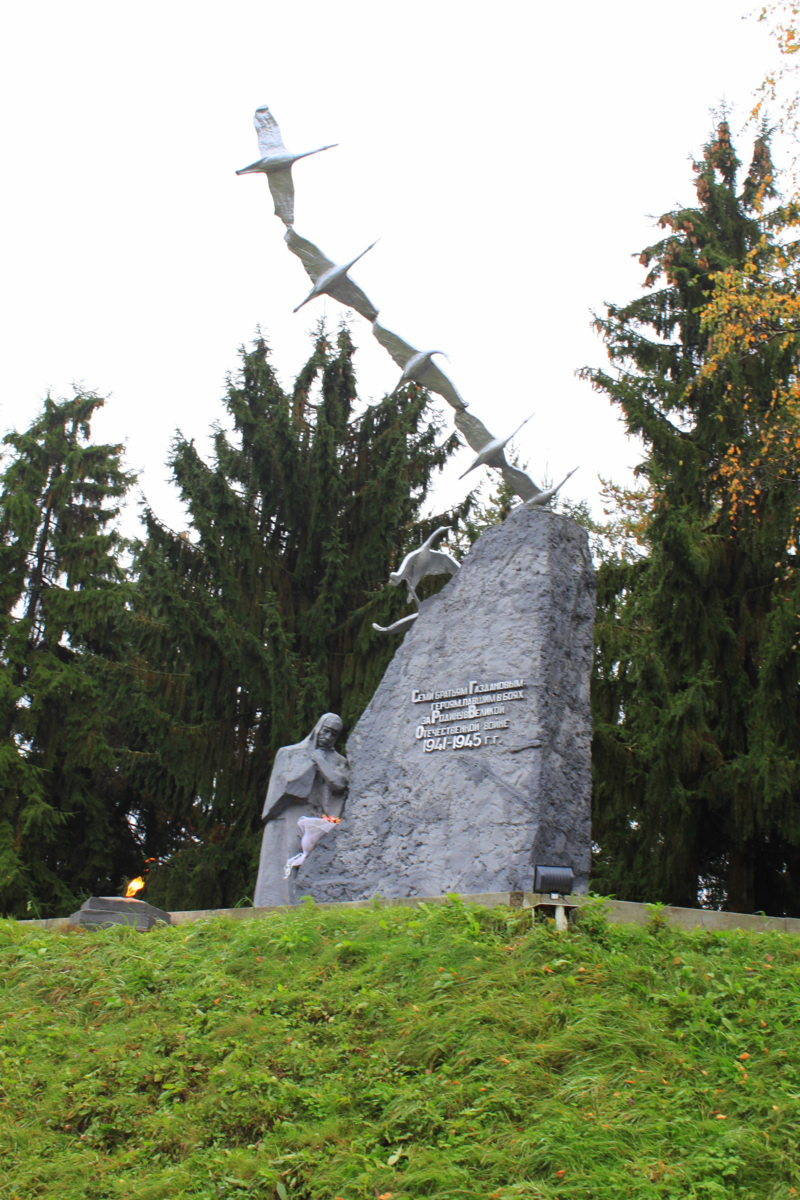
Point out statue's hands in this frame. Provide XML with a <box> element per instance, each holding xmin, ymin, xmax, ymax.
<box><xmin>310</xmin><ymin>747</ymin><xmax>349</xmax><ymax>791</ymax></box>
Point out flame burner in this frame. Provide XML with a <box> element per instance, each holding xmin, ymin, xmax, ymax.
<box><xmin>68</xmin><ymin>896</ymin><xmax>170</xmax><ymax>932</ymax></box>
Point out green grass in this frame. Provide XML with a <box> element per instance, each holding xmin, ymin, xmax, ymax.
<box><xmin>1</xmin><ymin>897</ymin><xmax>800</xmax><ymax>1199</ymax></box>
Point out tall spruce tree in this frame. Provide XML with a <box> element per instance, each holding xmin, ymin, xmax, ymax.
<box><xmin>126</xmin><ymin>326</ymin><xmax>467</xmax><ymax>911</ymax></box>
<box><xmin>586</xmin><ymin>121</ymin><xmax>800</xmax><ymax>914</ymax></box>
<box><xmin>0</xmin><ymin>392</ymin><xmax>141</xmax><ymax>917</ymax></box>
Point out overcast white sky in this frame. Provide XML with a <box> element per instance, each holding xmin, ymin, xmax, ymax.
<box><xmin>0</xmin><ymin>0</ymin><xmax>782</xmax><ymax>533</ymax></box>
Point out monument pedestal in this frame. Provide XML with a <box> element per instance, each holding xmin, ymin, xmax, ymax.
<box><xmin>299</xmin><ymin>506</ymin><xmax>595</xmax><ymax>901</ymax></box>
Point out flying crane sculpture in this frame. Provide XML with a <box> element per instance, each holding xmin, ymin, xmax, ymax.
<box><xmin>236</xmin><ymin>104</ymin><xmax>336</xmax><ymax>227</ymax></box>
<box><xmin>389</xmin><ymin>527</ymin><xmax>460</xmax><ymax>605</ymax></box>
<box><xmin>452</xmin><ymin>410</ymin><xmax>543</xmax><ymax>503</ymax></box>
<box><xmin>285</xmin><ymin>228</ymin><xmax>380</xmax><ymax>321</ymax></box>
<box><xmin>372</xmin><ymin>321</ymin><xmax>467</xmax><ymax>412</ymax></box>
<box><xmin>458</xmin><ymin>413</ymin><xmax>534</xmax><ymax>481</ymax></box>
<box><xmin>372</xmin><ymin>527</ymin><xmax>459</xmax><ymax>636</ymax></box>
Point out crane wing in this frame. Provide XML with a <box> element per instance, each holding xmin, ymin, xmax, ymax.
<box><xmin>372</xmin><ymin>321</ymin><xmax>415</xmax><ymax>369</ymax></box>
<box><xmin>416</xmin><ymin>360</ymin><xmax>466</xmax><ymax>411</ymax></box>
<box><xmin>268</xmin><ymin>168</ymin><xmax>294</xmax><ymax>226</ymax></box>
<box><xmin>454</xmin><ymin>410</ymin><xmax>494</xmax><ymax>452</ymax></box>
<box><xmin>327</xmin><ymin>277</ymin><xmax>379</xmax><ymax>322</ymax></box>
<box><xmin>499</xmin><ymin>461</ymin><xmax>541</xmax><ymax>502</ymax></box>
<box><xmin>284</xmin><ymin>227</ymin><xmax>334</xmax><ymax>283</ymax></box>
<box><xmin>373</xmin><ymin>613</ymin><xmax>419</xmax><ymax>636</ymax></box>
<box><xmin>424</xmin><ymin>549</ymin><xmax>460</xmax><ymax>577</ymax></box>
<box><xmin>254</xmin><ymin>105</ymin><xmax>286</xmax><ymax>156</ymax></box>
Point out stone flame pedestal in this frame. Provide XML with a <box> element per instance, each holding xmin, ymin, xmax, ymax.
<box><xmin>69</xmin><ymin>896</ymin><xmax>170</xmax><ymax>931</ymax></box>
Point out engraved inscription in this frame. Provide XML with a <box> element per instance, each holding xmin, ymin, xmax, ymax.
<box><xmin>410</xmin><ymin>678</ymin><xmax>526</xmax><ymax>754</ymax></box>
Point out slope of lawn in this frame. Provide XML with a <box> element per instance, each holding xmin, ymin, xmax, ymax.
<box><xmin>1</xmin><ymin>897</ymin><xmax>799</xmax><ymax>1199</ymax></box>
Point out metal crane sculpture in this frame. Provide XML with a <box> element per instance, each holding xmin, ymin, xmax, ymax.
<box><xmin>389</xmin><ymin>527</ymin><xmax>459</xmax><ymax>605</ymax></box>
<box><xmin>458</xmin><ymin>413</ymin><xmax>534</xmax><ymax>481</ymax></box>
<box><xmin>235</xmin><ymin>104</ymin><xmax>336</xmax><ymax>227</ymax></box>
<box><xmin>372</xmin><ymin>528</ymin><xmax>459</xmax><ymax>635</ymax></box>
<box><xmin>372</xmin><ymin>320</ymin><xmax>467</xmax><ymax>412</ymax></box>
<box><xmin>452</xmin><ymin>410</ymin><xmax>543</xmax><ymax>504</ymax></box>
<box><xmin>285</xmin><ymin>228</ymin><xmax>379</xmax><ymax>321</ymax></box>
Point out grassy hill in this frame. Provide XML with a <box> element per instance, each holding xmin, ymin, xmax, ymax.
<box><xmin>1</xmin><ymin>897</ymin><xmax>799</xmax><ymax>1199</ymax></box>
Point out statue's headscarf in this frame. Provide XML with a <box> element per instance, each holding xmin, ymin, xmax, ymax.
<box><xmin>262</xmin><ymin>713</ymin><xmax>346</xmax><ymax>820</ymax></box>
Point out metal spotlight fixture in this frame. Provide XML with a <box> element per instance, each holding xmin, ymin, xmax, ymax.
<box><xmin>534</xmin><ymin>865</ymin><xmax>575</xmax><ymax>896</ymax></box>
<box><xmin>533</xmin><ymin>864</ymin><xmax>576</xmax><ymax>931</ymax></box>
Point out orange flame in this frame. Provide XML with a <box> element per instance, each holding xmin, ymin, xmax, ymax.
<box><xmin>322</xmin><ymin>814</ymin><xmax>341</xmax><ymax>824</ymax></box>
<box><xmin>125</xmin><ymin>876</ymin><xmax>145</xmax><ymax>898</ymax></box>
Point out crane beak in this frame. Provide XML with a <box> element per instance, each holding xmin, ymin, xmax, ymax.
<box><xmin>295</xmin><ymin>143</ymin><xmax>339</xmax><ymax>160</ymax></box>
<box><xmin>293</xmin><ymin>291</ymin><xmax>314</xmax><ymax>314</ymax></box>
<box><xmin>345</xmin><ymin>240</ymin><xmax>380</xmax><ymax>272</ymax></box>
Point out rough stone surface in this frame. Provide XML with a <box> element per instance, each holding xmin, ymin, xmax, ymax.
<box><xmin>69</xmin><ymin>896</ymin><xmax>171</xmax><ymax>931</ymax></box>
<box><xmin>299</xmin><ymin>506</ymin><xmax>595</xmax><ymax>900</ymax></box>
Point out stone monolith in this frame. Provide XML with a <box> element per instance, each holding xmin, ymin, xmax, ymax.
<box><xmin>299</xmin><ymin>505</ymin><xmax>595</xmax><ymax>900</ymax></box>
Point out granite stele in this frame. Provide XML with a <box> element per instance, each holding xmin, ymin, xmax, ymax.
<box><xmin>297</xmin><ymin>505</ymin><xmax>596</xmax><ymax>901</ymax></box>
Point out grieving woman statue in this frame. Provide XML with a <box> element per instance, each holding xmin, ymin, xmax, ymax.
<box><xmin>253</xmin><ymin>713</ymin><xmax>349</xmax><ymax>907</ymax></box>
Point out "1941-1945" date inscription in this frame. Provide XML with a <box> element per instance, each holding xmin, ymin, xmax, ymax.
<box><xmin>422</xmin><ymin>731</ymin><xmax>505</xmax><ymax>753</ymax></box>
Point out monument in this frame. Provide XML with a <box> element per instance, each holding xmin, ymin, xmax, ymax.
<box><xmin>239</xmin><ymin>104</ymin><xmax>594</xmax><ymax>903</ymax></box>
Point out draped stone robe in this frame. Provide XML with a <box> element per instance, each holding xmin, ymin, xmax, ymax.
<box><xmin>253</xmin><ymin>714</ymin><xmax>348</xmax><ymax>907</ymax></box>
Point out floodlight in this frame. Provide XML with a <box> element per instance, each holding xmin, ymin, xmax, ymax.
<box><xmin>533</xmin><ymin>865</ymin><xmax>575</xmax><ymax>896</ymax></box>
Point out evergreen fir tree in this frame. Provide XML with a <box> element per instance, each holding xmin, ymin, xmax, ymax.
<box><xmin>126</xmin><ymin>325</ymin><xmax>468</xmax><ymax>911</ymax></box>
<box><xmin>586</xmin><ymin>121</ymin><xmax>800</xmax><ymax>914</ymax></box>
<box><xmin>0</xmin><ymin>392</ymin><xmax>141</xmax><ymax>916</ymax></box>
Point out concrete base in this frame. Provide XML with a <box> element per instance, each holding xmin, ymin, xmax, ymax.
<box><xmin>20</xmin><ymin>893</ymin><xmax>800</xmax><ymax>937</ymax></box>
<box><xmin>144</xmin><ymin>894</ymin><xmax>800</xmax><ymax>936</ymax></box>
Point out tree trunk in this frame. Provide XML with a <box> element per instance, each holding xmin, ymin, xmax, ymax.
<box><xmin>727</xmin><ymin>844</ymin><xmax>754</xmax><ymax>913</ymax></box>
